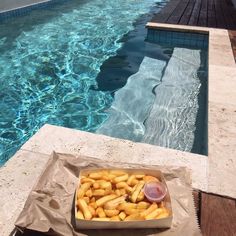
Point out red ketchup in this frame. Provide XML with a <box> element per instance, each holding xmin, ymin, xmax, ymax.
<box><xmin>143</xmin><ymin>181</ymin><xmax>167</xmax><ymax>203</ymax></box>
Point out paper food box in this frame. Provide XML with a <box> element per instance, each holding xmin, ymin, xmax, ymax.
<box><xmin>74</xmin><ymin>168</ymin><xmax>173</xmax><ymax>229</ymax></box>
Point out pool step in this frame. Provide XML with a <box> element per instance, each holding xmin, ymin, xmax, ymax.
<box><xmin>142</xmin><ymin>48</ymin><xmax>201</xmax><ymax>152</ymax></box>
<box><xmin>96</xmin><ymin>56</ymin><xmax>166</xmax><ymax>141</ymax></box>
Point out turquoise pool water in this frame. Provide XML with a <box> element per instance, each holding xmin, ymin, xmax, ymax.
<box><xmin>0</xmin><ymin>0</ymin><xmax>167</xmax><ymax>164</ymax></box>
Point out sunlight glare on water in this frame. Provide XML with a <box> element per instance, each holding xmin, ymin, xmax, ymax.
<box><xmin>0</xmin><ymin>0</ymin><xmax>165</xmax><ymax>164</ymax></box>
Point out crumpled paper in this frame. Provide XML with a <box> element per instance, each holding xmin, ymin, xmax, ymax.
<box><xmin>15</xmin><ymin>152</ymin><xmax>201</xmax><ymax>236</ymax></box>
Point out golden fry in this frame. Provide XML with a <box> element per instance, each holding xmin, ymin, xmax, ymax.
<box><xmin>80</xmin><ymin>177</ymin><xmax>95</xmax><ymax>184</ymax></box>
<box><xmin>99</xmin><ymin>181</ymin><xmax>112</xmax><ymax>189</ymax></box>
<box><xmin>113</xmin><ymin>174</ymin><xmax>129</xmax><ymax>183</ymax></box>
<box><xmin>81</xmin><ymin>182</ymin><xmax>92</xmax><ymax>191</ymax></box>
<box><xmin>116</xmin><ymin>182</ymin><xmax>132</xmax><ymax>193</ymax></box>
<box><xmin>104</xmin><ymin>209</ymin><xmax>120</xmax><ymax>217</ymax></box>
<box><xmin>77</xmin><ymin>188</ymin><xmax>85</xmax><ymax>198</ymax></box>
<box><xmin>88</xmin><ymin>205</ymin><xmax>96</xmax><ymax>217</ymax></box>
<box><xmin>137</xmin><ymin>201</ymin><xmax>150</xmax><ymax>209</ymax></box>
<box><xmin>104</xmin><ymin>188</ymin><xmax>112</xmax><ymax>195</ymax></box>
<box><xmin>96</xmin><ymin>194</ymin><xmax>118</xmax><ymax>207</ymax></box>
<box><xmin>143</xmin><ymin>175</ymin><xmax>160</xmax><ymax>183</ymax></box>
<box><xmin>117</xmin><ymin>202</ymin><xmax>137</xmax><ymax>211</ymax></box>
<box><xmin>115</xmin><ymin>189</ymin><xmax>121</xmax><ymax>196</ymax></box>
<box><xmin>96</xmin><ymin>207</ymin><xmax>106</xmax><ymax>218</ymax></box>
<box><xmin>124</xmin><ymin>208</ymin><xmax>143</xmax><ymax>215</ymax></box>
<box><xmin>127</xmin><ymin>175</ymin><xmax>136</xmax><ymax>185</ymax></box>
<box><xmin>93</xmin><ymin>182</ymin><xmax>100</xmax><ymax>189</ymax></box>
<box><xmin>136</xmin><ymin>191</ymin><xmax>144</xmax><ymax>202</ymax></box>
<box><xmin>89</xmin><ymin>202</ymin><xmax>97</xmax><ymax>210</ymax></box>
<box><xmin>156</xmin><ymin>211</ymin><xmax>169</xmax><ymax>219</ymax></box>
<box><xmin>145</xmin><ymin>208</ymin><xmax>164</xmax><ymax>220</ymax></box>
<box><xmin>77</xmin><ymin>182</ymin><xmax>92</xmax><ymax>198</ymax></box>
<box><xmin>135</xmin><ymin>174</ymin><xmax>145</xmax><ymax>179</ymax></box>
<box><xmin>104</xmin><ymin>195</ymin><xmax>127</xmax><ymax>210</ymax></box>
<box><xmin>119</xmin><ymin>211</ymin><xmax>126</xmax><ymax>221</ymax></box>
<box><xmin>89</xmin><ymin>172</ymin><xmax>103</xmax><ymax>180</ymax></box>
<box><xmin>119</xmin><ymin>188</ymin><xmax>127</xmax><ymax>195</ymax></box>
<box><xmin>83</xmin><ymin>197</ymin><xmax>90</xmax><ymax>204</ymax></box>
<box><xmin>93</xmin><ymin>189</ymin><xmax>105</xmax><ymax>196</ymax></box>
<box><xmin>90</xmin><ymin>197</ymin><xmax>96</xmax><ymax>203</ymax></box>
<box><xmin>110</xmin><ymin>215</ymin><xmax>120</xmax><ymax>221</ymax></box>
<box><xmin>76</xmin><ymin>210</ymin><xmax>84</xmax><ymax>220</ymax></box>
<box><xmin>124</xmin><ymin>213</ymin><xmax>144</xmax><ymax>221</ymax></box>
<box><xmin>130</xmin><ymin>179</ymin><xmax>139</xmax><ymax>187</ymax></box>
<box><xmin>131</xmin><ymin>181</ymin><xmax>145</xmax><ymax>203</ymax></box>
<box><xmin>140</xmin><ymin>203</ymin><xmax>158</xmax><ymax>217</ymax></box>
<box><xmin>85</xmin><ymin>189</ymin><xmax>93</xmax><ymax>198</ymax></box>
<box><xmin>77</xmin><ymin>199</ymin><xmax>92</xmax><ymax>220</ymax></box>
<box><xmin>116</xmin><ymin>182</ymin><xmax>128</xmax><ymax>189</ymax></box>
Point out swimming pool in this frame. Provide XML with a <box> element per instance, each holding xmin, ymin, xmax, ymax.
<box><xmin>0</xmin><ymin>0</ymin><xmax>168</xmax><ymax>164</ymax></box>
<box><xmin>0</xmin><ymin>0</ymin><xmax>208</xmax><ymax>165</ymax></box>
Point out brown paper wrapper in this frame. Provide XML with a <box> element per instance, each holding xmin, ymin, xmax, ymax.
<box><xmin>15</xmin><ymin>152</ymin><xmax>201</xmax><ymax>236</ymax></box>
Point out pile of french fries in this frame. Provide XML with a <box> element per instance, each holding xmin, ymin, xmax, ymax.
<box><xmin>76</xmin><ymin>170</ymin><xmax>170</xmax><ymax>221</ymax></box>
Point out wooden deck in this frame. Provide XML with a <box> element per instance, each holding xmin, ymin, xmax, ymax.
<box><xmin>151</xmin><ymin>0</ymin><xmax>236</xmax><ymax>235</ymax></box>
<box><xmin>193</xmin><ymin>191</ymin><xmax>236</xmax><ymax>236</ymax></box>
<box><xmin>152</xmin><ymin>0</ymin><xmax>236</xmax><ymax>61</ymax></box>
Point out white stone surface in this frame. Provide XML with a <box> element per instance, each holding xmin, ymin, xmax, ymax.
<box><xmin>0</xmin><ymin>0</ymin><xmax>49</xmax><ymax>12</ymax></box>
<box><xmin>21</xmin><ymin>124</ymin><xmax>208</xmax><ymax>192</ymax></box>
<box><xmin>0</xmin><ymin>150</ymin><xmax>50</xmax><ymax>236</ymax></box>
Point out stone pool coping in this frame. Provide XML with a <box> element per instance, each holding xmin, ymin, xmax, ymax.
<box><xmin>0</xmin><ymin>0</ymin><xmax>50</xmax><ymax>13</ymax></box>
<box><xmin>0</xmin><ymin>23</ymin><xmax>236</xmax><ymax>235</ymax></box>
<box><xmin>146</xmin><ymin>22</ymin><xmax>236</xmax><ymax>199</ymax></box>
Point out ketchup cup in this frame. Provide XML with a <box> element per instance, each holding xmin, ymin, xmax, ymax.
<box><xmin>143</xmin><ymin>181</ymin><xmax>167</xmax><ymax>203</ymax></box>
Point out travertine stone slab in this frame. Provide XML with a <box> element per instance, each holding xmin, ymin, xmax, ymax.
<box><xmin>0</xmin><ymin>0</ymin><xmax>49</xmax><ymax>12</ymax></box>
<box><xmin>0</xmin><ymin>150</ymin><xmax>50</xmax><ymax>236</ymax></box>
<box><xmin>209</xmin><ymin>43</ymin><xmax>235</xmax><ymax>67</ymax></box>
<box><xmin>21</xmin><ymin>124</ymin><xmax>208</xmax><ymax>191</ymax></box>
<box><xmin>208</xmin><ymin>102</ymin><xmax>236</xmax><ymax>197</ymax></box>
<box><xmin>208</xmin><ymin>65</ymin><xmax>236</xmax><ymax>106</ymax></box>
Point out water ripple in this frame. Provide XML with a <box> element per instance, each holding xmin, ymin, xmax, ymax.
<box><xmin>0</xmin><ymin>0</ymin><xmax>163</xmax><ymax>164</ymax></box>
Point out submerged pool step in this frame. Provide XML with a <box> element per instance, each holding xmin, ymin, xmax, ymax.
<box><xmin>142</xmin><ymin>48</ymin><xmax>201</xmax><ymax>152</ymax></box>
<box><xmin>96</xmin><ymin>57</ymin><xmax>166</xmax><ymax>141</ymax></box>
<box><xmin>98</xmin><ymin>48</ymin><xmax>202</xmax><ymax>152</ymax></box>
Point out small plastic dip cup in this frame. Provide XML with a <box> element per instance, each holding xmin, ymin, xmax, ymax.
<box><xmin>143</xmin><ymin>181</ymin><xmax>167</xmax><ymax>203</ymax></box>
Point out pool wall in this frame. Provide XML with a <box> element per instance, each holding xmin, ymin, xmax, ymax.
<box><xmin>147</xmin><ymin>28</ymin><xmax>208</xmax><ymax>48</ymax></box>
<box><xmin>0</xmin><ymin>0</ymin><xmax>67</xmax><ymax>21</ymax></box>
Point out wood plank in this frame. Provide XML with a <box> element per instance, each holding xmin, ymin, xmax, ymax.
<box><xmin>167</xmin><ymin>0</ymin><xmax>189</xmax><ymax>24</ymax></box>
<box><xmin>179</xmin><ymin>0</ymin><xmax>196</xmax><ymax>25</ymax></box>
<box><xmin>193</xmin><ymin>190</ymin><xmax>201</xmax><ymax>222</ymax></box>
<box><xmin>188</xmin><ymin>0</ymin><xmax>202</xmax><ymax>26</ymax></box>
<box><xmin>207</xmin><ymin>0</ymin><xmax>217</xmax><ymax>27</ymax></box>
<box><xmin>198</xmin><ymin>0</ymin><xmax>208</xmax><ymax>26</ymax></box>
<box><xmin>214</xmin><ymin>0</ymin><xmax>227</xmax><ymax>28</ymax></box>
<box><xmin>220</xmin><ymin>0</ymin><xmax>236</xmax><ymax>30</ymax></box>
<box><xmin>201</xmin><ymin>193</ymin><xmax>236</xmax><ymax>236</ymax></box>
<box><xmin>152</xmin><ymin>0</ymin><xmax>180</xmax><ymax>23</ymax></box>
<box><xmin>229</xmin><ymin>30</ymin><xmax>236</xmax><ymax>62</ymax></box>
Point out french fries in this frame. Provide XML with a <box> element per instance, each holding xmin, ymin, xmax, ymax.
<box><xmin>104</xmin><ymin>195</ymin><xmax>127</xmax><ymax>210</ymax></box>
<box><xmin>131</xmin><ymin>181</ymin><xmax>145</xmax><ymax>203</ymax></box>
<box><xmin>76</xmin><ymin>170</ymin><xmax>170</xmax><ymax>222</ymax></box>
<box><xmin>77</xmin><ymin>199</ymin><xmax>92</xmax><ymax>220</ymax></box>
